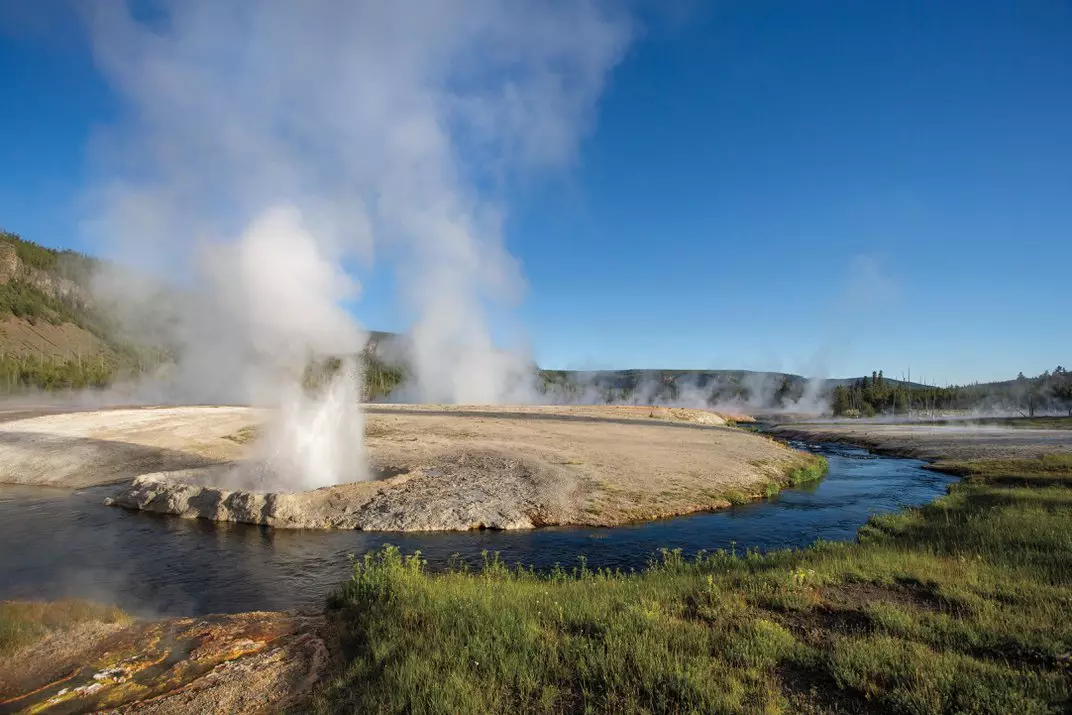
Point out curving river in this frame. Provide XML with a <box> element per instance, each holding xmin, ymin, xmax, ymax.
<box><xmin>0</xmin><ymin>441</ymin><xmax>954</xmax><ymax>617</ymax></box>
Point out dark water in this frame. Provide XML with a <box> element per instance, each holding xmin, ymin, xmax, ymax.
<box><xmin>0</xmin><ymin>441</ymin><xmax>954</xmax><ymax>617</ymax></box>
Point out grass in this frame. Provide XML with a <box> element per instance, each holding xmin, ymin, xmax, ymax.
<box><xmin>786</xmin><ymin>458</ymin><xmax>829</xmax><ymax>487</ymax></box>
<box><xmin>0</xmin><ymin>599</ymin><xmax>129</xmax><ymax>658</ymax></box>
<box><xmin>930</xmin><ymin>454</ymin><xmax>1072</xmax><ymax>487</ymax></box>
<box><xmin>311</xmin><ymin>455</ymin><xmax>1072</xmax><ymax>714</ymax></box>
<box><xmin>749</xmin><ymin>454</ymin><xmax>828</xmax><ymax>503</ymax></box>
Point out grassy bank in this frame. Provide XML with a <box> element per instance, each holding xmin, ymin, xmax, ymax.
<box><xmin>0</xmin><ymin>600</ymin><xmax>129</xmax><ymax>658</ymax></box>
<box><xmin>313</xmin><ymin>457</ymin><xmax>1072</xmax><ymax>714</ymax></box>
<box><xmin>929</xmin><ymin>454</ymin><xmax>1072</xmax><ymax>487</ymax></box>
<box><xmin>750</xmin><ymin>454</ymin><xmax>828</xmax><ymax>500</ymax></box>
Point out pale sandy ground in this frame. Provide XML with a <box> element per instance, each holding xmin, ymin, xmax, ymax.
<box><xmin>770</xmin><ymin>421</ymin><xmax>1072</xmax><ymax>462</ymax></box>
<box><xmin>0</xmin><ymin>403</ymin><xmax>814</xmax><ymax>530</ymax></box>
<box><xmin>0</xmin><ymin>405</ymin><xmax>264</xmax><ymax>488</ymax></box>
<box><xmin>0</xmin><ymin>609</ymin><xmax>325</xmax><ymax>714</ymax></box>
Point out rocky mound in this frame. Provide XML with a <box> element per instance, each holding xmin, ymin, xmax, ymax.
<box><xmin>108</xmin><ymin>446</ymin><xmax>572</xmax><ymax>531</ymax></box>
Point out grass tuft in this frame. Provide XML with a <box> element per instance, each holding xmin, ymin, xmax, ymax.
<box><xmin>787</xmin><ymin>456</ymin><xmax>829</xmax><ymax>487</ymax></box>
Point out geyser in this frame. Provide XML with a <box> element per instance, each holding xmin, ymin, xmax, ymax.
<box><xmin>81</xmin><ymin>0</ymin><xmax>633</xmax><ymax>491</ymax></box>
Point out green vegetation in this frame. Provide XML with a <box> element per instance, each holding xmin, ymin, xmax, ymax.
<box><xmin>0</xmin><ymin>600</ymin><xmax>129</xmax><ymax>657</ymax></box>
<box><xmin>930</xmin><ymin>454</ymin><xmax>1072</xmax><ymax>487</ymax></box>
<box><xmin>1</xmin><ymin>230</ymin><xmax>99</xmax><ymax>279</ymax></box>
<box><xmin>786</xmin><ymin>457</ymin><xmax>828</xmax><ymax>487</ymax></box>
<box><xmin>0</xmin><ymin>353</ymin><xmax>119</xmax><ymax>391</ymax></box>
<box><xmin>313</xmin><ymin>457</ymin><xmax>1072</xmax><ymax>714</ymax></box>
<box><xmin>832</xmin><ymin>368</ymin><xmax>1072</xmax><ymax>418</ymax></box>
<box><xmin>0</xmin><ymin>279</ymin><xmax>77</xmax><ymax>325</ymax></box>
<box><xmin>748</xmin><ymin>454</ymin><xmax>828</xmax><ymax>502</ymax></box>
<box><xmin>364</xmin><ymin>354</ymin><xmax>406</xmax><ymax>400</ymax></box>
<box><xmin>538</xmin><ymin>368</ymin><xmax>813</xmax><ymax>407</ymax></box>
<box><xmin>0</xmin><ymin>230</ymin><xmax>168</xmax><ymax>392</ymax></box>
<box><xmin>302</xmin><ymin>353</ymin><xmax>407</xmax><ymax>401</ymax></box>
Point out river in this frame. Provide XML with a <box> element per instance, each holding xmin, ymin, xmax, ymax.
<box><xmin>0</xmin><ymin>441</ymin><xmax>954</xmax><ymax>616</ymax></box>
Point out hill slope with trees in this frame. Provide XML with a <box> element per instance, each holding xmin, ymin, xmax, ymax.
<box><xmin>0</xmin><ymin>231</ymin><xmax>161</xmax><ymax>390</ymax></box>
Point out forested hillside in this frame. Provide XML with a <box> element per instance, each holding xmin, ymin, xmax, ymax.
<box><xmin>0</xmin><ymin>231</ymin><xmax>164</xmax><ymax>391</ymax></box>
<box><xmin>829</xmin><ymin>368</ymin><xmax>1072</xmax><ymax>417</ymax></box>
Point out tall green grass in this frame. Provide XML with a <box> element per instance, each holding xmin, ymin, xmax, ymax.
<box><xmin>312</xmin><ymin>458</ymin><xmax>1072</xmax><ymax>714</ymax></box>
<box><xmin>786</xmin><ymin>457</ymin><xmax>828</xmax><ymax>487</ymax></box>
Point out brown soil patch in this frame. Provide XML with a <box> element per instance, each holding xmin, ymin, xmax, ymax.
<box><xmin>361</xmin><ymin>404</ymin><xmax>805</xmax><ymax>526</ymax></box>
<box><xmin>821</xmin><ymin>580</ymin><xmax>959</xmax><ymax>616</ymax></box>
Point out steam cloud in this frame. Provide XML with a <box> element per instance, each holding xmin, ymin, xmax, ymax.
<box><xmin>80</xmin><ymin>1</ymin><xmax>632</xmax><ymax>489</ymax></box>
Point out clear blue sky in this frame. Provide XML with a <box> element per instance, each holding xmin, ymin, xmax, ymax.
<box><xmin>1</xmin><ymin>1</ymin><xmax>1070</xmax><ymax>384</ymax></box>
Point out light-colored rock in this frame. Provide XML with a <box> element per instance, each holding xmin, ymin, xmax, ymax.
<box><xmin>108</xmin><ymin>447</ymin><xmax>570</xmax><ymax>531</ymax></box>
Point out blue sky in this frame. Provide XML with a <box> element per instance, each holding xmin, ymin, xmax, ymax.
<box><xmin>1</xmin><ymin>1</ymin><xmax>1070</xmax><ymax>384</ymax></box>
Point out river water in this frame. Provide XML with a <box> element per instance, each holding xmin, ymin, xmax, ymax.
<box><xmin>0</xmin><ymin>441</ymin><xmax>954</xmax><ymax>617</ymax></box>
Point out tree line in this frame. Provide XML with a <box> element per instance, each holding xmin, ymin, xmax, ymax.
<box><xmin>830</xmin><ymin>368</ymin><xmax>1072</xmax><ymax>418</ymax></box>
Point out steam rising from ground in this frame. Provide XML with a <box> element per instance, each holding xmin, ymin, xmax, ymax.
<box><xmin>80</xmin><ymin>1</ymin><xmax>632</xmax><ymax>490</ymax></box>
<box><xmin>536</xmin><ymin>369</ymin><xmax>831</xmax><ymax>415</ymax></box>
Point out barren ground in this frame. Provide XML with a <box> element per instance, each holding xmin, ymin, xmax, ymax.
<box><xmin>0</xmin><ymin>403</ymin><xmax>815</xmax><ymax>530</ymax></box>
<box><xmin>0</xmin><ymin>606</ymin><xmax>325</xmax><ymax>714</ymax></box>
<box><xmin>0</xmin><ymin>405</ymin><xmax>263</xmax><ymax>488</ymax></box>
<box><xmin>0</xmin><ymin>316</ymin><xmax>109</xmax><ymax>361</ymax></box>
<box><xmin>770</xmin><ymin>421</ymin><xmax>1072</xmax><ymax>462</ymax></box>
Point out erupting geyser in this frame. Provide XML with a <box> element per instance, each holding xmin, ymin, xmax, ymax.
<box><xmin>198</xmin><ymin>207</ymin><xmax>369</xmax><ymax>492</ymax></box>
<box><xmin>80</xmin><ymin>0</ymin><xmax>631</xmax><ymax>493</ymax></box>
<box><xmin>262</xmin><ymin>358</ymin><xmax>367</xmax><ymax>491</ymax></box>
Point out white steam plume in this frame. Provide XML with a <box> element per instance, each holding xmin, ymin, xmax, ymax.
<box><xmin>80</xmin><ymin>1</ymin><xmax>632</xmax><ymax>488</ymax></box>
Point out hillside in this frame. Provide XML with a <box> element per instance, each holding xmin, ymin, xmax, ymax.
<box><xmin>0</xmin><ymin>231</ymin><xmax>151</xmax><ymax>390</ymax></box>
<box><xmin>0</xmin><ymin>317</ymin><xmax>108</xmax><ymax>362</ymax></box>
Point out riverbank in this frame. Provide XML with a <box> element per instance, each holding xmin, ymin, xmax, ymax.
<box><xmin>4</xmin><ymin>448</ymin><xmax>1068</xmax><ymax>712</ymax></box>
<box><xmin>308</xmin><ymin>454</ymin><xmax>1072</xmax><ymax>713</ymax></box>
<box><xmin>768</xmin><ymin>421</ymin><xmax>1072</xmax><ymax>462</ymax></box>
<box><xmin>0</xmin><ymin>442</ymin><xmax>940</xmax><ymax>617</ymax></box>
